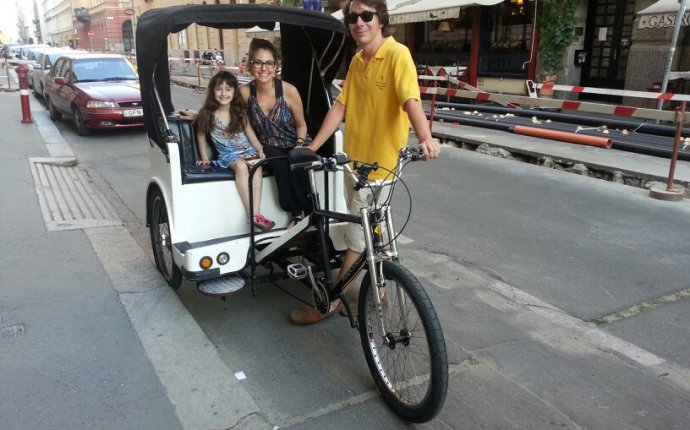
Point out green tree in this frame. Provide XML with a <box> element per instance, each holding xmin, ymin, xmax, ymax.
<box><xmin>537</xmin><ymin>0</ymin><xmax>578</xmax><ymax>77</ymax></box>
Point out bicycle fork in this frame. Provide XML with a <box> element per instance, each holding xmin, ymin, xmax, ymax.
<box><xmin>360</xmin><ymin>205</ymin><xmax>400</xmax><ymax>339</ymax></box>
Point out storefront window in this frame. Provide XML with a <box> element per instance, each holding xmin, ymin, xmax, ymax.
<box><xmin>479</xmin><ymin>0</ymin><xmax>535</xmax><ymax>78</ymax></box>
<box><xmin>413</xmin><ymin>10</ymin><xmax>473</xmax><ymax>67</ymax></box>
<box><xmin>489</xmin><ymin>0</ymin><xmax>534</xmax><ymax>52</ymax></box>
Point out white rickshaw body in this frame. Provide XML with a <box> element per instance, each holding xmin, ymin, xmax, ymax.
<box><xmin>138</xmin><ymin>4</ymin><xmax>351</xmax><ymax>289</ymax></box>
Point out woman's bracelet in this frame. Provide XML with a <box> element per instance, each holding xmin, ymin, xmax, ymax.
<box><xmin>296</xmin><ymin>137</ymin><xmax>306</xmax><ymax>146</ymax></box>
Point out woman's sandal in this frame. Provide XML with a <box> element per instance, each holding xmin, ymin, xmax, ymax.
<box><xmin>252</xmin><ymin>214</ymin><xmax>275</xmax><ymax>232</ymax></box>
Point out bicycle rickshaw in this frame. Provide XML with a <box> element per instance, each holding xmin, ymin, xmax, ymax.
<box><xmin>137</xmin><ymin>4</ymin><xmax>448</xmax><ymax>422</ymax></box>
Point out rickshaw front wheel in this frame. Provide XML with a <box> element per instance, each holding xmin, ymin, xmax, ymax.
<box><xmin>149</xmin><ymin>189</ymin><xmax>182</xmax><ymax>290</ymax></box>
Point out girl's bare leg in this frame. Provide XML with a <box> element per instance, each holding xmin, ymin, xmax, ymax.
<box><xmin>251</xmin><ymin>166</ymin><xmax>263</xmax><ymax>215</ymax></box>
<box><xmin>230</xmin><ymin>161</ymin><xmax>252</xmax><ymax>217</ymax></box>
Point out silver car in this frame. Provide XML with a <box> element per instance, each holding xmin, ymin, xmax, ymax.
<box><xmin>30</xmin><ymin>48</ymin><xmax>85</xmax><ymax>97</ymax></box>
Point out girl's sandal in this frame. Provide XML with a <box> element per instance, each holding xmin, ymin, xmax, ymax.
<box><xmin>252</xmin><ymin>214</ymin><xmax>275</xmax><ymax>232</ymax></box>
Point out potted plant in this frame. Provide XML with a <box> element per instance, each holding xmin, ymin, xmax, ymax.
<box><xmin>537</xmin><ymin>0</ymin><xmax>578</xmax><ymax>93</ymax></box>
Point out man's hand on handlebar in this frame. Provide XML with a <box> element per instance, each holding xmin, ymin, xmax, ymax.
<box><xmin>417</xmin><ymin>137</ymin><xmax>441</xmax><ymax>160</ymax></box>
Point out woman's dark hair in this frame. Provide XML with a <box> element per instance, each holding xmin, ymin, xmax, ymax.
<box><xmin>197</xmin><ymin>71</ymin><xmax>247</xmax><ymax>134</ymax></box>
<box><xmin>246</xmin><ymin>38</ymin><xmax>279</xmax><ymax>71</ymax></box>
<box><xmin>343</xmin><ymin>0</ymin><xmax>391</xmax><ymax>37</ymax></box>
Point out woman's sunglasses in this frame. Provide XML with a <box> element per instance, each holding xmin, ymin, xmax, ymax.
<box><xmin>345</xmin><ymin>11</ymin><xmax>378</xmax><ymax>24</ymax></box>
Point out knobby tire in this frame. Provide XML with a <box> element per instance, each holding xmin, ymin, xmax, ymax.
<box><xmin>358</xmin><ymin>261</ymin><xmax>448</xmax><ymax>422</ymax></box>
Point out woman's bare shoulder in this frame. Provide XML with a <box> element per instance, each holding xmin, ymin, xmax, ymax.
<box><xmin>239</xmin><ymin>83</ymin><xmax>251</xmax><ymax>99</ymax></box>
<box><xmin>282</xmin><ymin>81</ymin><xmax>303</xmax><ymax>102</ymax></box>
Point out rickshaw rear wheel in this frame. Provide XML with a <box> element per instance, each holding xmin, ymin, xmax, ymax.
<box><xmin>149</xmin><ymin>189</ymin><xmax>182</xmax><ymax>290</ymax></box>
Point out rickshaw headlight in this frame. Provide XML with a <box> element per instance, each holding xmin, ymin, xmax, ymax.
<box><xmin>217</xmin><ymin>252</ymin><xmax>229</xmax><ymax>265</ymax></box>
<box><xmin>199</xmin><ymin>256</ymin><xmax>213</xmax><ymax>270</ymax></box>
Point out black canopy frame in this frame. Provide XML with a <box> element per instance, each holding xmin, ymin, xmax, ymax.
<box><xmin>136</xmin><ymin>4</ymin><xmax>350</xmax><ymax>151</ymax></box>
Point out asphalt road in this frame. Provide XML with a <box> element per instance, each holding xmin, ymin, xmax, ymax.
<box><xmin>45</xmin><ymin>84</ymin><xmax>690</xmax><ymax>428</ymax></box>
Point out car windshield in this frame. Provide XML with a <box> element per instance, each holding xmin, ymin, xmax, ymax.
<box><xmin>72</xmin><ymin>58</ymin><xmax>138</xmax><ymax>83</ymax></box>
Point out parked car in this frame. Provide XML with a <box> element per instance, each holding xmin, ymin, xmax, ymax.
<box><xmin>30</xmin><ymin>48</ymin><xmax>85</xmax><ymax>97</ymax></box>
<box><xmin>10</xmin><ymin>44</ymin><xmax>49</xmax><ymax>65</ymax></box>
<box><xmin>2</xmin><ymin>43</ymin><xmax>21</xmax><ymax>60</ymax></box>
<box><xmin>44</xmin><ymin>53</ymin><xmax>143</xmax><ymax>136</ymax></box>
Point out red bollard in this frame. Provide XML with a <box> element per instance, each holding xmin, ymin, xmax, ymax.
<box><xmin>15</xmin><ymin>64</ymin><xmax>33</xmax><ymax>124</ymax></box>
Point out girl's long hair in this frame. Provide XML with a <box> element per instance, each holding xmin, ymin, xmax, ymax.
<box><xmin>197</xmin><ymin>71</ymin><xmax>247</xmax><ymax>134</ymax></box>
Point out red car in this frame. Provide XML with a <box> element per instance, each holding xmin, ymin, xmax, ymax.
<box><xmin>44</xmin><ymin>53</ymin><xmax>143</xmax><ymax>136</ymax></box>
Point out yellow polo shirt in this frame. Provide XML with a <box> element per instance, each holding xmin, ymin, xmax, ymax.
<box><xmin>337</xmin><ymin>37</ymin><xmax>420</xmax><ymax>180</ymax></box>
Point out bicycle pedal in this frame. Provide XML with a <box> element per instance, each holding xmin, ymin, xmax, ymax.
<box><xmin>287</xmin><ymin>263</ymin><xmax>308</xmax><ymax>280</ymax></box>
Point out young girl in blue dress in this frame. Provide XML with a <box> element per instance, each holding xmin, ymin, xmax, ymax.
<box><xmin>195</xmin><ymin>71</ymin><xmax>275</xmax><ymax>231</ymax></box>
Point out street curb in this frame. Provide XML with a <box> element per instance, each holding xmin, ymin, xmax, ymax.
<box><xmin>26</xmin><ymin>92</ymin><xmax>271</xmax><ymax>429</ymax></box>
<box><xmin>432</xmin><ymin>122</ymin><xmax>690</xmax><ymax>197</ymax></box>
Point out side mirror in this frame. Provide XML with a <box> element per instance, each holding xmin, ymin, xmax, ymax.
<box><xmin>33</xmin><ymin>64</ymin><xmax>42</xmax><ymax>70</ymax></box>
<box><xmin>54</xmin><ymin>76</ymin><xmax>67</xmax><ymax>85</ymax></box>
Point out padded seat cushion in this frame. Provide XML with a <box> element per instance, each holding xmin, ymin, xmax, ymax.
<box><xmin>166</xmin><ymin>114</ymin><xmax>271</xmax><ymax>184</ymax></box>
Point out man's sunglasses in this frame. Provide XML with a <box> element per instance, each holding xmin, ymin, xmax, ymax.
<box><xmin>345</xmin><ymin>11</ymin><xmax>378</xmax><ymax>24</ymax></box>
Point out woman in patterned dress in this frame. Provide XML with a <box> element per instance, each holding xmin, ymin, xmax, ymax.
<box><xmin>239</xmin><ymin>38</ymin><xmax>312</xmax><ymax>226</ymax></box>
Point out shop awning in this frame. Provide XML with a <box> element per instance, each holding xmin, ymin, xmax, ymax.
<box><xmin>246</xmin><ymin>23</ymin><xmax>280</xmax><ymax>38</ymax></box>
<box><xmin>638</xmin><ymin>0</ymin><xmax>684</xmax><ymax>14</ymax></box>
<box><xmin>332</xmin><ymin>0</ymin><xmax>503</xmax><ymax>25</ymax></box>
<box><xmin>637</xmin><ymin>0</ymin><xmax>688</xmax><ymax>29</ymax></box>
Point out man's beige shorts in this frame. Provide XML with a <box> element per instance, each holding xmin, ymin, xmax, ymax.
<box><xmin>344</xmin><ymin>175</ymin><xmax>393</xmax><ymax>253</ymax></box>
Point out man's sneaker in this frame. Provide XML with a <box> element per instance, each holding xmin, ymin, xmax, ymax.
<box><xmin>290</xmin><ymin>302</ymin><xmax>340</xmax><ymax>325</ymax></box>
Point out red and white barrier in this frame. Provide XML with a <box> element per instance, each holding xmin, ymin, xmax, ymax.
<box><xmin>531</xmin><ymin>80</ymin><xmax>690</xmax><ymax>102</ymax></box>
<box><xmin>331</xmin><ymin>78</ymin><xmax>688</xmax><ymax>123</ymax></box>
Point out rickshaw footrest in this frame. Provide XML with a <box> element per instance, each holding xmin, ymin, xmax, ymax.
<box><xmin>198</xmin><ymin>274</ymin><xmax>245</xmax><ymax>295</ymax></box>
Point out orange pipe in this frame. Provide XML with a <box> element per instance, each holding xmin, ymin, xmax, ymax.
<box><xmin>513</xmin><ymin>126</ymin><xmax>612</xmax><ymax>149</ymax></box>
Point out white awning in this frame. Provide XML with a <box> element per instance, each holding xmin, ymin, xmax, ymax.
<box><xmin>246</xmin><ymin>23</ymin><xmax>280</xmax><ymax>38</ymax></box>
<box><xmin>332</xmin><ymin>0</ymin><xmax>503</xmax><ymax>25</ymax></box>
<box><xmin>638</xmin><ymin>0</ymin><xmax>684</xmax><ymax>14</ymax></box>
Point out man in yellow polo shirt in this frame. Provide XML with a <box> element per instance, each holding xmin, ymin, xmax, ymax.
<box><xmin>292</xmin><ymin>0</ymin><xmax>441</xmax><ymax>324</ymax></box>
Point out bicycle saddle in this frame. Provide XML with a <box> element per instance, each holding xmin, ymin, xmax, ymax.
<box><xmin>289</xmin><ymin>147</ymin><xmax>322</xmax><ymax>164</ymax></box>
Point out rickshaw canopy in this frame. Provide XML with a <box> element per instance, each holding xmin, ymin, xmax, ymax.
<box><xmin>136</xmin><ymin>4</ymin><xmax>349</xmax><ymax>148</ymax></box>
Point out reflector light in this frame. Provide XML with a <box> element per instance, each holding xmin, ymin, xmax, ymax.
<box><xmin>217</xmin><ymin>252</ymin><xmax>229</xmax><ymax>265</ymax></box>
<box><xmin>200</xmin><ymin>256</ymin><xmax>213</xmax><ymax>269</ymax></box>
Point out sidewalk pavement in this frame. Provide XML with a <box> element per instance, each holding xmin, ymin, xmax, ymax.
<box><xmin>0</xmin><ymin>60</ymin><xmax>18</xmax><ymax>92</ymax></box>
<box><xmin>0</xmin><ymin>88</ymin><xmax>269</xmax><ymax>428</ymax></box>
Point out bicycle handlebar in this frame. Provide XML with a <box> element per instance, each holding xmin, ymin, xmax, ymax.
<box><xmin>290</xmin><ymin>152</ymin><xmax>350</xmax><ymax>172</ymax></box>
<box><xmin>290</xmin><ymin>147</ymin><xmax>423</xmax><ymax>191</ymax></box>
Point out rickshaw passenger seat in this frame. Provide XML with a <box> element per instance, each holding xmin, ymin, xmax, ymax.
<box><xmin>167</xmin><ymin>114</ymin><xmax>272</xmax><ymax>185</ymax></box>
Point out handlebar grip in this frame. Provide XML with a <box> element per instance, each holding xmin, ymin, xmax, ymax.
<box><xmin>406</xmin><ymin>147</ymin><xmax>423</xmax><ymax>161</ymax></box>
<box><xmin>290</xmin><ymin>161</ymin><xmax>321</xmax><ymax>171</ymax></box>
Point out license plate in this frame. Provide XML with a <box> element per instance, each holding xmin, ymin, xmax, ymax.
<box><xmin>123</xmin><ymin>108</ymin><xmax>143</xmax><ymax>117</ymax></box>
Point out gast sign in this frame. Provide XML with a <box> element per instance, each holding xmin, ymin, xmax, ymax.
<box><xmin>639</xmin><ymin>12</ymin><xmax>690</xmax><ymax>28</ymax></box>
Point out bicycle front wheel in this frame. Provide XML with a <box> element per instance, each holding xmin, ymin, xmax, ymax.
<box><xmin>358</xmin><ymin>261</ymin><xmax>448</xmax><ymax>423</ymax></box>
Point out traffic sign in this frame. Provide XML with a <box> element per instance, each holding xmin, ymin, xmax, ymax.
<box><xmin>124</xmin><ymin>8</ymin><xmax>135</xmax><ymax>16</ymax></box>
<box><xmin>88</xmin><ymin>31</ymin><xmax>94</xmax><ymax>37</ymax></box>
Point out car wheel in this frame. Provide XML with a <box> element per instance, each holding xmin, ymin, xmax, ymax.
<box><xmin>46</xmin><ymin>97</ymin><xmax>62</xmax><ymax>121</ymax></box>
<box><xmin>72</xmin><ymin>108</ymin><xmax>91</xmax><ymax>136</ymax></box>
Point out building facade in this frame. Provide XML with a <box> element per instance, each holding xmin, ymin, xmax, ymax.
<box><xmin>24</xmin><ymin>0</ymin><xmax>688</xmax><ymax>102</ymax></box>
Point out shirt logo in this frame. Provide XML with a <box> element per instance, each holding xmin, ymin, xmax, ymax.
<box><xmin>375</xmin><ymin>75</ymin><xmax>387</xmax><ymax>91</ymax></box>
